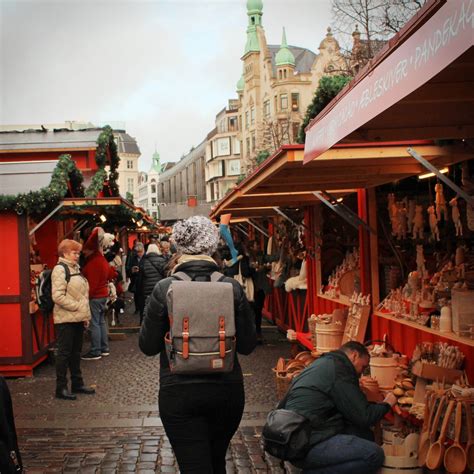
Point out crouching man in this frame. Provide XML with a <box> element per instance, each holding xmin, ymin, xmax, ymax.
<box><xmin>285</xmin><ymin>341</ymin><xmax>397</xmax><ymax>474</ymax></box>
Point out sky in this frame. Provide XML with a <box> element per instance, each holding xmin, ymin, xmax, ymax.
<box><xmin>0</xmin><ymin>0</ymin><xmax>333</xmax><ymax>171</ymax></box>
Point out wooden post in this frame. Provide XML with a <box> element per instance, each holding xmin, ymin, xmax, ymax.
<box><xmin>368</xmin><ymin>187</ymin><xmax>380</xmax><ymax>307</ymax></box>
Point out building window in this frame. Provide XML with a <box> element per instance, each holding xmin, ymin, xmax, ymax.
<box><xmin>250</xmin><ymin>107</ymin><xmax>255</xmax><ymax>125</ymax></box>
<box><xmin>291</xmin><ymin>93</ymin><xmax>299</xmax><ymax>111</ymax></box>
<box><xmin>264</xmin><ymin>100</ymin><xmax>270</xmax><ymax>118</ymax></box>
<box><xmin>151</xmin><ymin>197</ymin><xmax>157</xmax><ymax>205</ymax></box>
<box><xmin>127</xmin><ymin>178</ymin><xmax>134</xmax><ymax>193</ymax></box>
<box><xmin>279</xmin><ymin>70</ymin><xmax>282</xmax><ymax>80</ymax></box>
<box><xmin>284</xmin><ymin>69</ymin><xmax>287</xmax><ymax>79</ymax></box>
<box><xmin>246</xmin><ymin>138</ymin><xmax>250</xmax><ymax>156</ymax></box>
<box><xmin>251</xmin><ymin>132</ymin><xmax>256</xmax><ymax>151</ymax></box>
<box><xmin>151</xmin><ymin>184</ymin><xmax>156</xmax><ymax>194</ymax></box>
<box><xmin>280</xmin><ymin>94</ymin><xmax>288</xmax><ymax>110</ymax></box>
<box><xmin>127</xmin><ymin>160</ymin><xmax>133</xmax><ymax>169</ymax></box>
<box><xmin>229</xmin><ymin>116</ymin><xmax>237</xmax><ymax>132</ymax></box>
<box><xmin>245</xmin><ymin>111</ymin><xmax>249</xmax><ymax>129</ymax></box>
<box><xmin>274</xmin><ymin>95</ymin><xmax>278</xmax><ymax>112</ymax></box>
<box><xmin>152</xmin><ymin>211</ymin><xmax>157</xmax><ymax>219</ymax></box>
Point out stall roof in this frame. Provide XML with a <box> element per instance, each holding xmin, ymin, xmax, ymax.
<box><xmin>304</xmin><ymin>0</ymin><xmax>474</xmax><ymax>163</ymax></box>
<box><xmin>211</xmin><ymin>141</ymin><xmax>474</xmax><ymax>218</ymax></box>
<box><xmin>0</xmin><ymin>160</ymin><xmax>57</xmax><ymax>194</ymax></box>
<box><xmin>0</xmin><ymin>129</ymin><xmax>102</xmax><ymax>153</ymax></box>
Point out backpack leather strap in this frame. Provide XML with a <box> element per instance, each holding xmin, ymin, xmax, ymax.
<box><xmin>173</xmin><ymin>272</ymin><xmax>191</xmax><ymax>281</ymax></box>
<box><xmin>182</xmin><ymin>317</ymin><xmax>189</xmax><ymax>359</ymax></box>
<box><xmin>219</xmin><ymin>316</ymin><xmax>226</xmax><ymax>358</ymax></box>
<box><xmin>211</xmin><ymin>271</ymin><xmax>225</xmax><ymax>282</ymax></box>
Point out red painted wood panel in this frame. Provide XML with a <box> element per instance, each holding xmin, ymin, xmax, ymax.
<box><xmin>0</xmin><ymin>304</ymin><xmax>22</xmax><ymax>357</ymax></box>
<box><xmin>35</xmin><ymin>219</ymin><xmax>59</xmax><ymax>270</ymax></box>
<box><xmin>0</xmin><ymin>213</ymin><xmax>20</xmax><ymax>295</ymax></box>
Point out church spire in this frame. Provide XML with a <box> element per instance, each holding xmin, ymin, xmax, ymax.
<box><xmin>151</xmin><ymin>150</ymin><xmax>161</xmax><ymax>173</ymax></box>
<box><xmin>243</xmin><ymin>0</ymin><xmax>263</xmax><ymax>55</ymax></box>
<box><xmin>275</xmin><ymin>27</ymin><xmax>295</xmax><ymax>67</ymax></box>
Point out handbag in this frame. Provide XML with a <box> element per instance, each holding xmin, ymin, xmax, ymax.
<box><xmin>262</xmin><ymin>388</ymin><xmax>311</xmax><ymax>462</ymax></box>
<box><xmin>234</xmin><ymin>261</ymin><xmax>255</xmax><ymax>302</ymax></box>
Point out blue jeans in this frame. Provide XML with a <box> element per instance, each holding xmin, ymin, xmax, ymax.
<box><xmin>89</xmin><ymin>298</ymin><xmax>109</xmax><ymax>356</ymax></box>
<box><xmin>302</xmin><ymin>434</ymin><xmax>384</xmax><ymax>474</ymax></box>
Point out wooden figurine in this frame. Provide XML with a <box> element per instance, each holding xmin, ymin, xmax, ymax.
<box><xmin>412</xmin><ymin>204</ymin><xmax>424</xmax><ymax>239</ymax></box>
<box><xmin>388</xmin><ymin>193</ymin><xmax>398</xmax><ymax>235</ymax></box>
<box><xmin>416</xmin><ymin>244</ymin><xmax>427</xmax><ymax>277</ymax></box>
<box><xmin>435</xmin><ymin>182</ymin><xmax>448</xmax><ymax>221</ymax></box>
<box><xmin>428</xmin><ymin>205</ymin><xmax>440</xmax><ymax>241</ymax></box>
<box><xmin>395</xmin><ymin>201</ymin><xmax>408</xmax><ymax>239</ymax></box>
<box><xmin>449</xmin><ymin>197</ymin><xmax>463</xmax><ymax>236</ymax></box>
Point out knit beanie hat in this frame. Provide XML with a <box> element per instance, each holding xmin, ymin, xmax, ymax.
<box><xmin>147</xmin><ymin>243</ymin><xmax>160</xmax><ymax>255</ymax></box>
<box><xmin>172</xmin><ymin>216</ymin><xmax>219</xmax><ymax>256</ymax></box>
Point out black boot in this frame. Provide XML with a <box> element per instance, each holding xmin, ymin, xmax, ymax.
<box><xmin>56</xmin><ymin>388</ymin><xmax>77</xmax><ymax>400</ymax></box>
<box><xmin>72</xmin><ymin>385</ymin><xmax>95</xmax><ymax>395</ymax></box>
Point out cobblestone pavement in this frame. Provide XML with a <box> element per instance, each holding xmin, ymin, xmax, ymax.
<box><xmin>6</xmin><ymin>298</ymin><xmax>302</xmax><ymax>473</ymax></box>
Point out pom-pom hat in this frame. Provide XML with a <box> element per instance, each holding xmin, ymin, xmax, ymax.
<box><xmin>172</xmin><ymin>216</ymin><xmax>219</xmax><ymax>256</ymax></box>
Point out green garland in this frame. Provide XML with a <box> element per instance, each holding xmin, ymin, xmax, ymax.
<box><xmin>85</xmin><ymin>125</ymin><xmax>120</xmax><ymax>197</ymax></box>
<box><xmin>0</xmin><ymin>154</ymin><xmax>84</xmax><ymax>215</ymax></box>
<box><xmin>1</xmin><ymin>126</ymin><xmax>121</xmax><ymax>215</ymax></box>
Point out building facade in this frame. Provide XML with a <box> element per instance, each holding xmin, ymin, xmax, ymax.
<box><xmin>115</xmin><ymin>132</ymin><xmax>141</xmax><ymax>203</ymax></box>
<box><xmin>236</xmin><ymin>0</ymin><xmax>347</xmax><ymax>171</ymax></box>
<box><xmin>137</xmin><ymin>151</ymin><xmax>165</xmax><ymax>220</ymax></box>
<box><xmin>205</xmin><ymin>100</ymin><xmax>242</xmax><ymax>203</ymax></box>
<box><xmin>157</xmin><ymin>140</ymin><xmax>210</xmax><ymax>222</ymax></box>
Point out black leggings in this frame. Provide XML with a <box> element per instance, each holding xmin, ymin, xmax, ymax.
<box><xmin>159</xmin><ymin>383</ymin><xmax>245</xmax><ymax>473</ymax></box>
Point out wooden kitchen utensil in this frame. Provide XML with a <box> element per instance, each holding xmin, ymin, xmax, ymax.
<box><xmin>465</xmin><ymin>400</ymin><xmax>474</xmax><ymax>471</ymax></box>
<box><xmin>444</xmin><ymin>401</ymin><xmax>467</xmax><ymax>473</ymax></box>
<box><xmin>426</xmin><ymin>398</ymin><xmax>456</xmax><ymax>470</ymax></box>
<box><xmin>418</xmin><ymin>393</ymin><xmax>440</xmax><ymax>466</ymax></box>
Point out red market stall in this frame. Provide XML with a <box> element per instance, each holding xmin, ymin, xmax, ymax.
<box><xmin>304</xmin><ymin>0</ymin><xmax>474</xmax><ymax>379</ymax></box>
<box><xmin>0</xmin><ymin>127</ymin><xmax>125</xmax><ymax>376</ymax></box>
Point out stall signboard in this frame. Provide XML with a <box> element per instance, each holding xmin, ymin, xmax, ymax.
<box><xmin>304</xmin><ymin>0</ymin><xmax>473</xmax><ymax>163</ymax></box>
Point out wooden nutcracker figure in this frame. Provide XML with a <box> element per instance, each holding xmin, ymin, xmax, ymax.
<box><xmin>435</xmin><ymin>182</ymin><xmax>448</xmax><ymax>221</ymax></box>
<box><xmin>428</xmin><ymin>205</ymin><xmax>440</xmax><ymax>241</ymax></box>
<box><xmin>449</xmin><ymin>197</ymin><xmax>463</xmax><ymax>236</ymax></box>
<box><xmin>412</xmin><ymin>204</ymin><xmax>424</xmax><ymax>239</ymax></box>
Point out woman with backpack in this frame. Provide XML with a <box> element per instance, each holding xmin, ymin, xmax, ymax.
<box><xmin>139</xmin><ymin>216</ymin><xmax>257</xmax><ymax>473</ymax></box>
<box><xmin>52</xmin><ymin>239</ymin><xmax>95</xmax><ymax>400</ymax></box>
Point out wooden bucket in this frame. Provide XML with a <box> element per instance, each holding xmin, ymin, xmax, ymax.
<box><xmin>315</xmin><ymin>324</ymin><xmax>343</xmax><ymax>353</ymax></box>
<box><xmin>370</xmin><ymin>356</ymin><xmax>401</xmax><ymax>390</ymax></box>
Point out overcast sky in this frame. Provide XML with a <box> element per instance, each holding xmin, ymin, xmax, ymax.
<box><xmin>1</xmin><ymin>0</ymin><xmax>333</xmax><ymax>171</ymax></box>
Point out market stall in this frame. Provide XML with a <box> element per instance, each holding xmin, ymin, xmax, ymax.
<box><xmin>0</xmin><ymin>126</ymin><xmax>146</xmax><ymax>376</ymax></box>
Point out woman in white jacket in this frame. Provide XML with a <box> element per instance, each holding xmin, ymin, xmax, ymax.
<box><xmin>52</xmin><ymin>239</ymin><xmax>94</xmax><ymax>400</ymax></box>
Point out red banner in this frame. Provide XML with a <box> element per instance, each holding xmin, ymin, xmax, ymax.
<box><xmin>304</xmin><ymin>0</ymin><xmax>473</xmax><ymax>163</ymax></box>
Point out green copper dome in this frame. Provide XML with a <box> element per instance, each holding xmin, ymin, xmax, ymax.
<box><xmin>236</xmin><ymin>74</ymin><xmax>245</xmax><ymax>92</ymax></box>
<box><xmin>275</xmin><ymin>28</ymin><xmax>295</xmax><ymax>67</ymax></box>
<box><xmin>247</xmin><ymin>0</ymin><xmax>263</xmax><ymax>13</ymax></box>
<box><xmin>150</xmin><ymin>150</ymin><xmax>161</xmax><ymax>172</ymax></box>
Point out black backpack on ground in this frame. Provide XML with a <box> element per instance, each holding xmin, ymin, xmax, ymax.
<box><xmin>35</xmin><ymin>263</ymin><xmax>71</xmax><ymax>315</ymax></box>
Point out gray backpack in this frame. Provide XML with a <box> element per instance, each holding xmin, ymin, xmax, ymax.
<box><xmin>165</xmin><ymin>271</ymin><xmax>236</xmax><ymax>374</ymax></box>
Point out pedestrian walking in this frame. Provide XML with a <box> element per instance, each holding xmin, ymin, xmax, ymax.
<box><xmin>51</xmin><ymin>239</ymin><xmax>95</xmax><ymax>400</ymax></box>
<box><xmin>126</xmin><ymin>242</ymin><xmax>145</xmax><ymax>314</ymax></box>
<box><xmin>139</xmin><ymin>215</ymin><xmax>257</xmax><ymax>473</ymax></box>
<box><xmin>81</xmin><ymin>228</ymin><xmax>117</xmax><ymax>360</ymax></box>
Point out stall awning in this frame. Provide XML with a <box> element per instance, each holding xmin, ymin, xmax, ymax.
<box><xmin>304</xmin><ymin>0</ymin><xmax>474</xmax><ymax>163</ymax></box>
<box><xmin>212</xmin><ymin>142</ymin><xmax>474</xmax><ymax>219</ymax></box>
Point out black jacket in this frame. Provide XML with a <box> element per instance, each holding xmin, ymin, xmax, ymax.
<box><xmin>223</xmin><ymin>255</ymin><xmax>253</xmax><ymax>279</ymax></box>
<box><xmin>0</xmin><ymin>377</ymin><xmax>22</xmax><ymax>473</ymax></box>
<box><xmin>139</xmin><ymin>253</ymin><xmax>167</xmax><ymax>298</ymax></box>
<box><xmin>139</xmin><ymin>259</ymin><xmax>257</xmax><ymax>386</ymax></box>
<box><xmin>285</xmin><ymin>350</ymin><xmax>390</xmax><ymax>446</ymax></box>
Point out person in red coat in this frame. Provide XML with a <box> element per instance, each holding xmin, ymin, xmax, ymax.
<box><xmin>81</xmin><ymin>227</ymin><xmax>117</xmax><ymax>360</ymax></box>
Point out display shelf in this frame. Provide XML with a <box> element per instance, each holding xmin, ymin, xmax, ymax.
<box><xmin>318</xmin><ymin>293</ymin><xmax>351</xmax><ymax>306</ymax></box>
<box><xmin>373</xmin><ymin>311</ymin><xmax>474</xmax><ymax>347</ymax></box>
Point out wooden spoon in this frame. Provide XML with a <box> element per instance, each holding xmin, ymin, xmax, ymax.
<box><xmin>444</xmin><ymin>401</ymin><xmax>467</xmax><ymax>473</ymax></box>
<box><xmin>419</xmin><ymin>393</ymin><xmax>441</xmax><ymax>466</ymax></box>
<box><xmin>426</xmin><ymin>398</ymin><xmax>456</xmax><ymax>470</ymax></box>
<box><xmin>465</xmin><ymin>400</ymin><xmax>474</xmax><ymax>471</ymax></box>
